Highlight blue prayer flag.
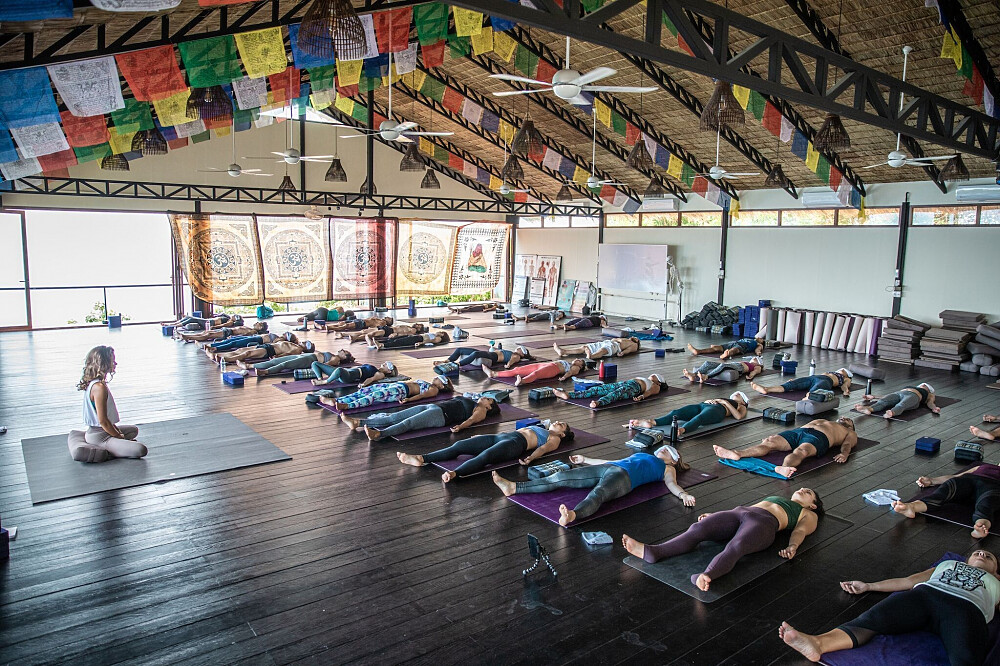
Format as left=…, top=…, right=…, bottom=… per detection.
left=0, top=67, right=61, bottom=129
left=790, top=130, right=809, bottom=160
left=288, top=24, right=337, bottom=69
left=0, top=0, right=72, bottom=22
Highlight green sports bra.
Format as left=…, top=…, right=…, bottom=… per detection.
left=762, top=496, right=802, bottom=530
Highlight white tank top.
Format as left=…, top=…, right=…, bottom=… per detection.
left=84, top=379, right=119, bottom=427
left=918, top=560, right=1000, bottom=622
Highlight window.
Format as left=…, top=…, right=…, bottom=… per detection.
left=911, top=206, right=977, bottom=226
left=542, top=215, right=570, bottom=227
left=838, top=207, right=899, bottom=226
left=642, top=213, right=679, bottom=227
left=605, top=213, right=639, bottom=227
left=781, top=209, right=835, bottom=226
left=517, top=216, right=541, bottom=228
left=571, top=215, right=599, bottom=227
left=731, top=210, right=778, bottom=227
left=680, top=211, right=721, bottom=227
left=980, top=206, right=1000, bottom=225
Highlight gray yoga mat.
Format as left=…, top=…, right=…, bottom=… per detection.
left=20, top=413, right=290, bottom=504
left=645, top=414, right=764, bottom=442
left=623, top=514, right=853, bottom=602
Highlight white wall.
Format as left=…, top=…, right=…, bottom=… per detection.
left=515, top=228, right=599, bottom=284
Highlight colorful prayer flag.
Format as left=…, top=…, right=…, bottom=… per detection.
left=152, top=89, right=193, bottom=127
left=421, top=41, right=446, bottom=68
left=414, top=3, right=449, bottom=45
left=234, top=28, right=288, bottom=79
left=116, top=46, right=188, bottom=101
left=47, top=57, right=124, bottom=118
left=0, top=67, right=61, bottom=129
left=453, top=7, right=484, bottom=37
left=110, top=98, right=155, bottom=133
left=493, top=31, right=517, bottom=62
left=288, top=23, right=336, bottom=69
left=178, top=36, right=241, bottom=88
left=514, top=45, right=539, bottom=78
left=470, top=27, right=494, bottom=55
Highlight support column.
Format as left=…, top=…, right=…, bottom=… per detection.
left=718, top=206, right=730, bottom=304
left=891, top=195, right=912, bottom=317
left=298, top=119, right=307, bottom=194
left=366, top=89, right=375, bottom=198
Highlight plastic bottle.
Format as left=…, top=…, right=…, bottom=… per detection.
left=220, top=358, right=227, bottom=373
left=809, top=359, right=816, bottom=376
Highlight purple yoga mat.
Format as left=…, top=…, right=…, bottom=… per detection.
left=522, top=336, right=596, bottom=349
left=560, top=385, right=690, bottom=411
left=273, top=379, right=321, bottom=394
left=430, top=428, right=610, bottom=474
left=391, top=404, right=537, bottom=441
left=486, top=328, right=561, bottom=339
left=852, top=396, right=961, bottom=422
left=401, top=345, right=489, bottom=360
left=908, top=481, right=1000, bottom=536
left=507, top=466, right=717, bottom=527
left=681, top=367, right=778, bottom=387
left=490, top=368, right=595, bottom=387
left=318, top=391, right=453, bottom=416
left=755, top=437, right=879, bottom=475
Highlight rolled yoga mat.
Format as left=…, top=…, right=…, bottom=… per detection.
left=318, top=392, right=454, bottom=416
left=852, top=396, right=961, bottom=422
left=623, top=514, right=853, bottom=603
left=811, top=312, right=826, bottom=347
left=803, top=311, right=815, bottom=345
left=429, top=427, right=609, bottom=474
left=508, top=466, right=717, bottom=527
left=718, top=437, right=879, bottom=479
left=559, top=385, right=690, bottom=411
left=782, top=310, right=801, bottom=344
left=821, top=312, right=837, bottom=349
left=907, top=484, right=1000, bottom=537
left=776, top=309, right=787, bottom=341
left=21, top=413, right=290, bottom=504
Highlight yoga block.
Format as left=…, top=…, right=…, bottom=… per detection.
left=848, top=363, right=886, bottom=381
left=960, top=362, right=981, bottom=373
left=654, top=349, right=665, bottom=358
left=192, top=310, right=202, bottom=318
left=915, top=437, right=941, bottom=455
left=528, top=387, right=556, bottom=401
left=795, top=397, right=839, bottom=415
left=602, top=327, right=625, bottom=338
left=973, top=354, right=996, bottom=366
left=492, top=313, right=507, bottom=319
left=982, top=364, right=1000, bottom=377
left=772, top=353, right=785, bottom=369
left=515, top=418, right=541, bottom=429
left=807, top=389, right=836, bottom=402
left=955, top=441, right=984, bottom=464
left=0, top=528, right=8, bottom=560
left=527, top=460, right=571, bottom=479
left=222, top=372, right=244, bottom=386
left=780, top=360, right=798, bottom=375
left=574, top=379, right=602, bottom=391
left=161, top=325, right=174, bottom=336
left=599, top=363, right=617, bottom=380
left=758, top=300, right=771, bottom=308
left=763, top=406, right=796, bottom=424
left=428, top=317, right=444, bottom=323
left=107, top=315, right=122, bottom=329
left=374, top=307, right=388, bottom=313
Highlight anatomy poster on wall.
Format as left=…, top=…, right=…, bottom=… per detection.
left=555, top=279, right=576, bottom=310
left=535, top=255, right=561, bottom=307
left=571, top=280, right=591, bottom=313
left=515, top=254, right=538, bottom=279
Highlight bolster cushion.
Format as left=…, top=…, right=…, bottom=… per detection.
left=795, top=397, right=840, bottom=415
left=848, top=363, right=886, bottom=380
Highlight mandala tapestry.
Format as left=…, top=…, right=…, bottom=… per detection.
left=450, top=222, right=510, bottom=294
left=255, top=216, right=331, bottom=303
left=329, top=217, right=396, bottom=300
left=169, top=213, right=264, bottom=306
left=395, top=220, right=457, bottom=297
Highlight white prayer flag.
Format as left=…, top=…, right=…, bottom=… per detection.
left=394, top=42, right=418, bottom=76
left=1, top=156, right=42, bottom=181
left=612, top=190, right=629, bottom=208
left=704, top=182, right=720, bottom=205
left=47, top=56, right=125, bottom=117
left=985, top=87, right=995, bottom=117
left=254, top=114, right=274, bottom=129
left=10, top=122, right=70, bottom=158
left=89, top=0, right=181, bottom=11
left=541, top=148, right=562, bottom=171
left=642, top=133, right=657, bottom=161
left=173, top=119, right=207, bottom=138
left=339, top=15, right=379, bottom=61
left=231, top=76, right=269, bottom=110
left=779, top=116, right=795, bottom=143
left=461, top=99, right=483, bottom=125
left=463, top=161, right=478, bottom=178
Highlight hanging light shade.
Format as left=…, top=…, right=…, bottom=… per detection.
left=186, top=86, right=232, bottom=121
left=813, top=113, right=851, bottom=152
left=297, top=0, right=367, bottom=61
left=100, top=154, right=129, bottom=171
left=556, top=184, right=574, bottom=201
left=277, top=175, right=296, bottom=191
left=764, top=163, right=787, bottom=188
left=360, top=177, right=377, bottom=194
left=130, top=128, right=168, bottom=156
left=420, top=168, right=441, bottom=190
left=940, top=153, right=970, bottom=182
left=643, top=176, right=669, bottom=199
left=325, top=158, right=348, bottom=182
left=399, top=143, right=425, bottom=172
left=501, top=156, right=524, bottom=182
left=626, top=140, right=654, bottom=171
left=511, top=119, right=544, bottom=156
left=700, top=80, right=745, bottom=131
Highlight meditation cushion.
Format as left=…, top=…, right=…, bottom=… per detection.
left=973, top=354, right=996, bottom=366
left=67, top=430, right=112, bottom=464
left=848, top=363, right=886, bottom=381
left=982, top=364, right=1000, bottom=377
left=795, top=396, right=840, bottom=415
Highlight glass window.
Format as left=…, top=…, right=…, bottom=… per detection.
left=979, top=206, right=1000, bottom=225
left=571, top=215, right=599, bottom=227
left=838, top=207, right=899, bottom=226
left=605, top=213, right=639, bottom=227
left=680, top=211, right=721, bottom=227
left=731, top=210, right=778, bottom=227
left=642, top=213, right=679, bottom=227
left=781, top=209, right=835, bottom=226
left=543, top=215, right=570, bottom=227
left=518, top=216, right=541, bottom=228
left=911, top=206, right=977, bottom=226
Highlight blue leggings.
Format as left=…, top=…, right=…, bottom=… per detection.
left=210, top=335, right=263, bottom=351
left=567, top=380, right=642, bottom=407
left=654, top=403, right=728, bottom=432
left=312, top=364, right=364, bottom=384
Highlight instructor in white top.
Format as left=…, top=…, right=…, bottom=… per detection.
left=73, top=345, right=147, bottom=463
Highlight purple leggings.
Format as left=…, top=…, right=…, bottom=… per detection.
left=642, top=506, right=780, bottom=583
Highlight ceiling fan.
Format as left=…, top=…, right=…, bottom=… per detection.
left=696, top=126, right=759, bottom=180
left=246, top=104, right=334, bottom=164
left=490, top=37, right=657, bottom=105
left=862, top=46, right=957, bottom=170
left=584, top=112, right=624, bottom=189
left=198, top=129, right=273, bottom=177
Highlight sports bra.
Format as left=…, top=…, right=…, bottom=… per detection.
left=908, top=385, right=929, bottom=401
left=438, top=397, right=477, bottom=425
left=523, top=424, right=551, bottom=446
left=407, top=379, right=432, bottom=395
left=554, top=360, right=573, bottom=373
left=761, top=496, right=802, bottom=530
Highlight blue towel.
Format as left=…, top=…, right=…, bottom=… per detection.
left=718, top=457, right=790, bottom=480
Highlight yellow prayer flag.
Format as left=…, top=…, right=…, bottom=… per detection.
left=729, top=198, right=740, bottom=220
left=594, top=100, right=611, bottom=128
left=470, top=27, right=494, bottom=55
left=452, top=7, right=484, bottom=37
left=410, top=69, right=427, bottom=92
left=215, top=126, right=232, bottom=137
left=419, top=137, right=435, bottom=155
left=152, top=88, right=191, bottom=128
left=573, top=165, right=590, bottom=185
left=493, top=32, right=517, bottom=62
left=108, top=127, right=136, bottom=155
left=667, top=154, right=683, bottom=179
left=858, top=196, right=867, bottom=221
left=805, top=142, right=820, bottom=171
left=311, top=90, right=335, bottom=110
left=234, top=28, right=288, bottom=79
left=499, top=120, right=515, bottom=144
left=337, top=59, right=363, bottom=87
left=489, top=174, right=502, bottom=190
left=334, top=95, right=355, bottom=116
left=940, top=27, right=963, bottom=70
left=732, top=85, right=751, bottom=110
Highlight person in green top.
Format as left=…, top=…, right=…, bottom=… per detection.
left=622, top=489, right=822, bottom=592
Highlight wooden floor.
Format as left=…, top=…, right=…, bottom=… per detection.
left=1, top=311, right=998, bottom=666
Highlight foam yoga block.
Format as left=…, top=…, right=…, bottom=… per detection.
left=848, top=364, right=886, bottom=380
left=601, top=327, right=625, bottom=338
left=796, top=397, right=840, bottom=415
left=973, top=354, right=996, bottom=366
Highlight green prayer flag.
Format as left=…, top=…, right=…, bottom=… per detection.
left=448, top=34, right=470, bottom=58
left=233, top=108, right=255, bottom=126
left=421, top=75, right=447, bottom=103
left=581, top=0, right=604, bottom=11
left=414, top=3, right=449, bottom=46
left=514, top=45, right=539, bottom=78
left=611, top=112, right=626, bottom=136
left=815, top=155, right=831, bottom=184
left=351, top=104, right=368, bottom=124
left=110, top=98, right=154, bottom=133
left=73, top=143, right=111, bottom=163
left=662, top=13, right=678, bottom=37
left=309, top=64, right=337, bottom=92
left=959, top=45, right=973, bottom=80
left=190, top=131, right=212, bottom=144
left=433, top=145, right=450, bottom=162
left=748, top=91, right=766, bottom=120
left=681, top=163, right=695, bottom=186
left=179, top=36, right=241, bottom=88
left=359, top=73, right=381, bottom=94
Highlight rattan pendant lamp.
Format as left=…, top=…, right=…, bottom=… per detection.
left=296, top=0, right=367, bottom=61
left=813, top=0, right=851, bottom=151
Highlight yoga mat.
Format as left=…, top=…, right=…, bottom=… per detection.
left=852, top=396, right=961, bottom=422
left=623, top=514, right=853, bottom=603
left=490, top=368, right=595, bottom=387
left=508, top=466, right=717, bottom=527
left=759, top=382, right=854, bottom=402
left=401, top=345, right=489, bottom=359
left=273, top=375, right=411, bottom=395
left=391, top=403, right=537, bottom=441
left=719, top=437, right=879, bottom=479
left=486, top=328, right=561, bottom=339
left=395, top=315, right=469, bottom=322
left=559, top=385, right=690, bottom=411
left=20, top=414, right=290, bottom=504
left=907, top=484, right=1000, bottom=537
left=646, top=415, right=764, bottom=442
left=318, top=391, right=453, bottom=416
left=430, top=428, right=610, bottom=474
left=522, top=336, right=596, bottom=349
left=459, top=355, right=551, bottom=373
left=680, top=367, right=777, bottom=387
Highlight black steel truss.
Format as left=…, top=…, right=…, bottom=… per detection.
left=782, top=0, right=943, bottom=193
left=446, top=0, right=1000, bottom=161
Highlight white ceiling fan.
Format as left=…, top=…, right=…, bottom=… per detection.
left=862, top=46, right=957, bottom=170
left=697, top=126, right=759, bottom=180
left=198, top=129, right=273, bottom=177
left=246, top=104, right=334, bottom=164
left=490, top=37, right=658, bottom=106
left=584, top=112, right=624, bottom=189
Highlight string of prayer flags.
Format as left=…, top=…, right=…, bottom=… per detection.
left=178, top=36, right=242, bottom=88
left=452, top=7, right=484, bottom=37
left=10, top=123, right=70, bottom=158
left=115, top=46, right=188, bottom=101
left=110, top=98, right=155, bottom=133
left=47, top=57, right=125, bottom=118
left=61, top=111, right=110, bottom=147
left=234, top=28, right=288, bottom=79
left=373, top=7, right=413, bottom=52
left=0, top=67, right=62, bottom=129
left=0, top=0, right=71, bottom=21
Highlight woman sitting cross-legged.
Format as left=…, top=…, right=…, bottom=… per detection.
left=855, top=382, right=939, bottom=419
left=627, top=393, right=749, bottom=437
left=316, top=377, right=453, bottom=412
left=344, top=395, right=501, bottom=440
left=490, top=359, right=586, bottom=386
left=398, top=419, right=573, bottom=482
left=371, top=330, right=450, bottom=350
left=683, top=356, right=763, bottom=384
left=686, top=337, right=763, bottom=359
left=73, top=345, right=148, bottom=463
left=751, top=368, right=853, bottom=398
left=554, top=374, right=664, bottom=409
left=492, top=446, right=694, bottom=526
left=311, top=360, right=395, bottom=386
left=553, top=336, right=640, bottom=360
left=891, top=462, right=1000, bottom=538
left=622, top=488, right=822, bottom=591
left=252, top=349, right=353, bottom=378
left=779, top=549, right=999, bottom=666
left=436, top=344, right=531, bottom=370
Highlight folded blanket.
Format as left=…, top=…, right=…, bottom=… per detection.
left=717, top=457, right=789, bottom=480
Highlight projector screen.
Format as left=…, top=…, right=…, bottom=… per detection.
left=597, top=243, right=671, bottom=294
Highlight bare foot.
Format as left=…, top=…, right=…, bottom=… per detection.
left=973, top=520, right=991, bottom=539
left=397, top=452, right=424, bottom=466
left=686, top=343, right=698, bottom=355
left=256, top=369, right=268, bottom=377
left=892, top=500, right=918, bottom=518
left=694, top=573, right=711, bottom=591
left=884, top=410, right=895, bottom=419
left=855, top=405, right=873, bottom=415
left=697, top=372, right=707, bottom=384
left=514, top=375, right=522, bottom=386
left=341, top=413, right=362, bottom=430
left=774, top=466, right=797, bottom=478
left=237, top=361, right=252, bottom=370
left=553, top=389, right=569, bottom=400
left=335, top=402, right=349, bottom=412
left=779, top=622, right=822, bottom=662
left=971, top=426, right=996, bottom=441
left=441, top=470, right=457, bottom=483
left=682, top=369, right=696, bottom=383
left=621, top=534, right=646, bottom=559
left=558, top=504, right=576, bottom=526
left=553, top=343, right=564, bottom=357
left=492, top=471, right=516, bottom=496
left=714, top=445, right=740, bottom=460
left=364, top=425, right=382, bottom=441
left=985, top=415, right=999, bottom=423
left=590, top=401, right=599, bottom=409
left=750, top=382, right=768, bottom=395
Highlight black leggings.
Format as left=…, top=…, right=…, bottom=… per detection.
left=924, top=475, right=1000, bottom=524
left=840, top=585, right=987, bottom=666
left=303, top=307, right=328, bottom=322
left=421, top=433, right=528, bottom=477
left=381, top=335, right=424, bottom=349
left=448, top=348, right=500, bottom=366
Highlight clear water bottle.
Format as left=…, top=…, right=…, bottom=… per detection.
left=220, top=359, right=227, bottom=373
left=809, top=359, right=816, bottom=376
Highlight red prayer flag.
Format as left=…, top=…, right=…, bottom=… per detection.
left=167, top=137, right=189, bottom=150
left=61, top=111, right=110, bottom=147
left=441, top=87, right=464, bottom=114
left=336, top=83, right=360, bottom=98
left=692, top=175, right=708, bottom=195
left=599, top=185, right=615, bottom=202
left=762, top=102, right=782, bottom=136
left=421, top=41, right=446, bottom=68
left=269, top=67, right=301, bottom=105
left=963, top=65, right=984, bottom=105
left=536, top=60, right=557, bottom=84
left=373, top=112, right=388, bottom=125
left=374, top=8, right=413, bottom=53
left=625, top=122, right=640, bottom=146
left=678, top=36, right=694, bottom=57
left=204, top=114, right=232, bottom=130
left=116, top=46, right=188, bottom=101
left=448, top=154, right=463, bottom=170
left=514, top=191, right=527, bottom=203
left=40, top=167, right=71, bottom=178
left=527, top=144, right=545, bottom=162
left=829, top=167, right=842, bottom=191
left=38, top=148, right=77, bottom=174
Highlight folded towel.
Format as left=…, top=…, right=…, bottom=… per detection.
left=717, top=457, right=789, bottom=480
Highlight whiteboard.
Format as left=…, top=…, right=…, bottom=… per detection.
left=598, top=244, right=671, bottom=294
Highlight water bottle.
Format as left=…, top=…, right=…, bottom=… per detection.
left=670, top=416, right=679, bottom=445
left=809, top=359, right=816, bottom=376
left=407, top=298, right=416, bottom=318
left=220, top=358, right=227, bottom=373
left=598, top=360, right=606, bottom=379
left=866, top=378, right=873, bottom=396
